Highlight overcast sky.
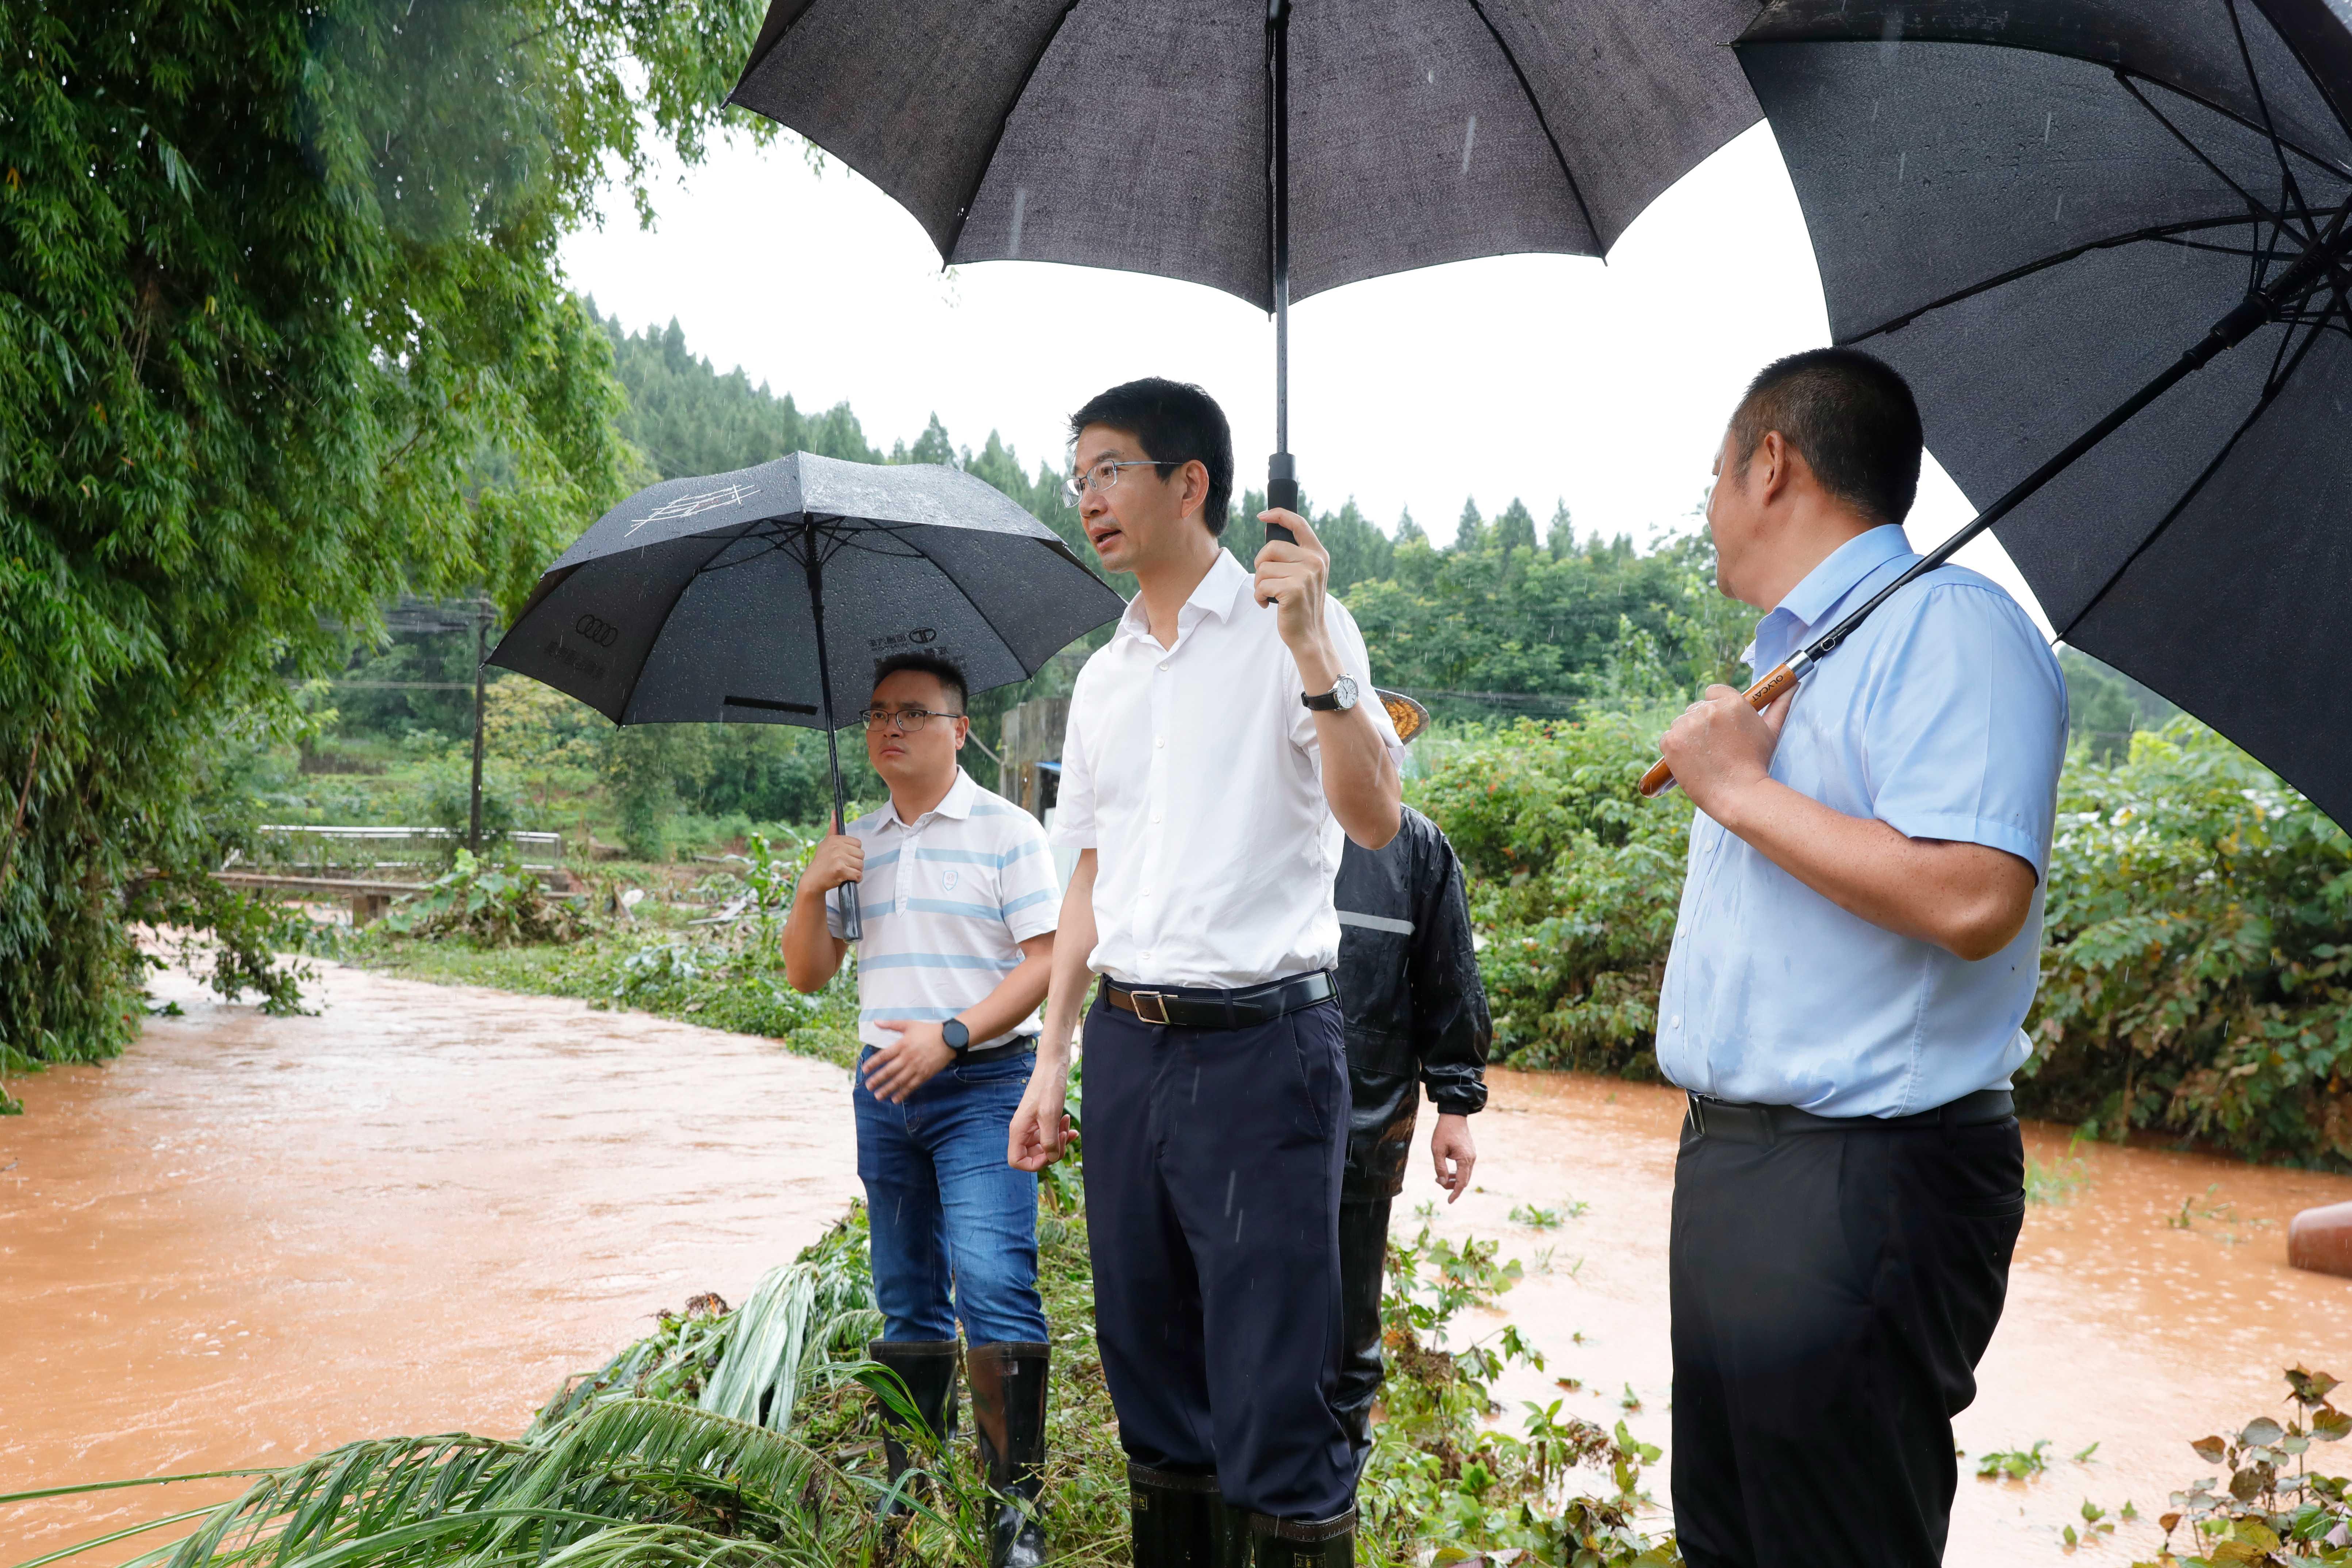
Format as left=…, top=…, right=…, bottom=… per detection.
left=560, top=122, right=2052, bottom=635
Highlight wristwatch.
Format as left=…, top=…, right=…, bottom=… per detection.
left=941, top=1017, right=971, bottom=1051
left=1301, top=675, right=1359, bottom=713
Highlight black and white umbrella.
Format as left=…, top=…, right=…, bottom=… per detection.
left=1645, top=2, right=2352, bottom=818
left=488, top=452, right=1125, bottom=932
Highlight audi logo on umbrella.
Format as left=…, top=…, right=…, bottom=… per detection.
left=575, top=614, right=621, bottom=649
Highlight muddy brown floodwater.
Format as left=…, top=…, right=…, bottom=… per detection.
left=7, top=968, right=2352, bottom=1567
left=1, top=960, right=860, bottom=1565
left=1424, top=1070, right=2352, bottom=1565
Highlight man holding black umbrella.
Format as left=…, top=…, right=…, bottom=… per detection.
left=1008, top=377, right=1401, bottom=1568
left=1655, top=348, right=2065, bottom=1568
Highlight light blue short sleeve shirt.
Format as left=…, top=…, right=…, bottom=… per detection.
left=1655, top=525, right=2068, bottom=1118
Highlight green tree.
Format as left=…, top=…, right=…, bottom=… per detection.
left=595, top=306, right=884, bottom=478
left=1492, top=498, right=1538, bottom=556
left=0, top=0, right=768, bottom=1070
left=1546, top=500, right=1575, bottom=559
left=1453, top=497, right=1487, bottom=554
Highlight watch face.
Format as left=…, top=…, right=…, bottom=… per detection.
left=941, top=1019, right=970, bottom=1050
left=1334, top=675, right=1358, bottom=710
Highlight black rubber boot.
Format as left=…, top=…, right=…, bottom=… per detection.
left=1129, top=1463, right=1227, bottom=1567
left=1247, top=1507, right=1357, bottom=1567
left=966, top=1341, right=1051, bottom=1568
left=867, top=1339, right=959, bottom=1516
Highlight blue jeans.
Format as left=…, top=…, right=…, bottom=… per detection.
left=853, top=1045, right=1048, bottom=1346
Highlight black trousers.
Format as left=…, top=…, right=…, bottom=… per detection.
left=1081, top=993, right=1356, bottom=1520
left=1669, top=1105, right=2026, bottom=1568
left=1332, top=1196, right=1390, bottom=1454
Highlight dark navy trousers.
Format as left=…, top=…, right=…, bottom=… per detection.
left=1081, top=993, right=1356, bottom=1521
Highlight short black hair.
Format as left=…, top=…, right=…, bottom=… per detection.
left=1067, top=377, right=1234, bottom=536
left=872, top=651, right=968, bottom=712
left=1729, top=348, right=1924, bottom=526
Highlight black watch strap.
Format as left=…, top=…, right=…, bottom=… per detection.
left=941, top=1017, right=971, bottom=1051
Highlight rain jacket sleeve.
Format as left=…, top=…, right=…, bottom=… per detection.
left=1409, top=823, right=1490, bottom=1117
left=1336, top=808, right=1490, bottom=1200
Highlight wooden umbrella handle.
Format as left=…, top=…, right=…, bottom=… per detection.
left=1638, top=662, right=1804, bottom=798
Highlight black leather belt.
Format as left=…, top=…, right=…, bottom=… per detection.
left=1685, top=1086, right=2014, bottom=1145
left=1102, top=971, right=1337, bottom=1030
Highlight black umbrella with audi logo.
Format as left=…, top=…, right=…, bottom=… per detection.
left=489, top=451, right=1125, bottom=936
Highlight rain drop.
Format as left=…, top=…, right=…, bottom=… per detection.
left=1461, top=114, right=1478, bottom=175
left=2054, top=191, right=2065, bottom=221
left=1896, top=150, right=1907, bottom=185
left=1008, top=186, right=1027, bottom=258
left=2044, top=110, right=2054, bottom=145
left=1879, top=7, right=1905, bottom=60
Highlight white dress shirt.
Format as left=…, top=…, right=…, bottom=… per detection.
left=1050, top=549, right=1401, bottom=989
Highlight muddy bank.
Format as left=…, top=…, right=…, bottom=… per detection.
left=1426, top=1069, right=2352, bottom=1564
left=0, top=961, right=860, bottom=1563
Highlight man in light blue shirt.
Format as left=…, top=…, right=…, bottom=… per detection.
left=1653, top=348, right=2065, bottom=1568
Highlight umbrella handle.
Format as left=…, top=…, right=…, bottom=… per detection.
left=1638, top=662, right=1802, bottom=799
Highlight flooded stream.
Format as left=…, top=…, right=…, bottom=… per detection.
left=1, top=962, right=860, bottom=1564
left=7, top=965, right=2351, bottom=1565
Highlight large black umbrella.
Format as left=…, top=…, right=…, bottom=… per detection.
left=1642, top=2, right=2352, bottom=820
left=488, top=452, right=1126, bottom=933
left=726, top=0, right=1765, bottom=529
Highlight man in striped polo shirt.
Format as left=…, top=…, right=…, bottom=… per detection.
left=782, top=651, right=1059, bottom=1568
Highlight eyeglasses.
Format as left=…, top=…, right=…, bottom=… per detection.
left=860, top=707, right=966, bottom=734
left=1062, top=458, right=1162, bottom=506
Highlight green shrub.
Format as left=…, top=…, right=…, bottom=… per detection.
left=2027, top=720, right=2352, bottom=1166
left=1411, top=714, right=1689, bottom=1075
left=1417, top=711, right=2352, bottom=1168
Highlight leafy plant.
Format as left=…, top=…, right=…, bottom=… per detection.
left=2141, top=1367, right=2351, bottom=1566
left=1977, top=1439, right=2054, bottom=1481
left=382, top=850, right=588, bottom=947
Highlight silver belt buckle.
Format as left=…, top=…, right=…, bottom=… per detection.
left=1129, top=989, right=1171, bottom=1025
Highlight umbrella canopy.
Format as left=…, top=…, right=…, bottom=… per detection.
left=1714, top=2, right=2352, bottom=821
left=728, top=0, right=1763, bottom=311
left=727, top=0, right=1768, bottom=519
left=488, top=451, right=1124, bottom=729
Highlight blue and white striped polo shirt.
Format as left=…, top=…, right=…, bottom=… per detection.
left=825, top=768, right=1059, bottom=1050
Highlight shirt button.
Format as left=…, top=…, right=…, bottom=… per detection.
left=1155, top=736, right=1165, bottom=748
left=1670, top=1016, right=1681, bottom=1029
left=1158, top=662, right=1169, bottom=672
left=1151, top=813, right=1162, bottom=824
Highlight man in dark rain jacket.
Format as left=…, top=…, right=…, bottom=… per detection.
left=1332, top=690, right=1491, bottom=1459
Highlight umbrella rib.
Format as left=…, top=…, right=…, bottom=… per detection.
left=1844, top=214, right=2300, bottom=343
left=941, top=0, right=1086, bottom=262
left=2115, top=71, right=2305, bottom=233
left=2055, top=311, right=2333, bottom=643
left=1458, top=0, right=1601, bottom=247
left=2224, top=0, right=2320, bottom=244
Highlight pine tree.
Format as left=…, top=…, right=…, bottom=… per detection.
left=1493, top=498, right=1538, bottom=555
left=1547, top=500, right=1576, bottom=559
left=1395, top=507, right=1426, bottom=546
left=1454, top=497, right=1486, bottom=554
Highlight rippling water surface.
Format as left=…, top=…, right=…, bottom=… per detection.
left=6, top=969, right=2350, bottom=1566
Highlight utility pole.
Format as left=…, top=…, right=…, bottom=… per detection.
left=468, top=602, right=488, bottom=855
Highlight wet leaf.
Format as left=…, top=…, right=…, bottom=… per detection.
left=2195, top=1436, right=2231, bottom=1464
left=2286, top=1367, right=2341, bottom=1406
left=2228, top=1466, right=2265, bottom=1503
left=2160, top=1511, right=2184, bottom=1532
left=2311, top=1406, right=2351, bottom=1442
left=2243, top=1418, right=2287, bottom=1447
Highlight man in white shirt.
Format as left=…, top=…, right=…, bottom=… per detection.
left=1007, top=379, right=1402, bottom=1568
left=782, top=652, right=1059, bottom=1568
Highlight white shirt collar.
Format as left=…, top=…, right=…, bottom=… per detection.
left=885, top=766, right=977, bottom=829
left=1113, top=550, right=1250, bottom=647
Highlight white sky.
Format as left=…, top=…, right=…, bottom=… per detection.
left=561, top=122, right=2052, bottom=635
